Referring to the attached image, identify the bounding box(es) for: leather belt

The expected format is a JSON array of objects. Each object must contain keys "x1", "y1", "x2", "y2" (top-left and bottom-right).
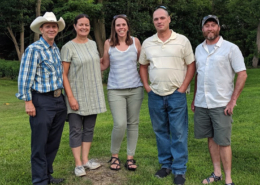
[{"x1": 32, "y1": 89, "x2": 62, "y2": 97}]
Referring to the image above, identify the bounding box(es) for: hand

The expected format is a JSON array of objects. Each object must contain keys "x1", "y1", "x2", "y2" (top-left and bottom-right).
[
  {"x1": 144, "y1": 86, "x2": 152, "y2": 93},
  {"x1": 25, "y1": 101, "x2": 36, "y2": 117},
  {"x1": 224, "y1": 99, "x2": 236, "y2": 116},
  {"x1": 68, "y1": 97, "x2": 79, "y2": 111},
  {"x1": 177, "y1": 88, "x2": 185, "y2": 93},
  {"x1": 191, "y1": 100, "x2": 195, "y2": 112}
]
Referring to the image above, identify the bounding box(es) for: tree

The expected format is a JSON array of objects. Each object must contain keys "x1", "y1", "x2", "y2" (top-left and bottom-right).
[
  {"x1": 0, "y1": 0, "x2": 34, "y2": 61},
  {"x1": 33, "y1": 0, "x2": 42, "y2": 42},
  {"x1": 228, "y1": 0, "x2": 260, "y2": 67}
]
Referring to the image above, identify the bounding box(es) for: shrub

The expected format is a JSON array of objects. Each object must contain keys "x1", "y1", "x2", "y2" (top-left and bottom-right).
[{"x1": 0, "y1": 59, "x2": 20, "y2": 80}]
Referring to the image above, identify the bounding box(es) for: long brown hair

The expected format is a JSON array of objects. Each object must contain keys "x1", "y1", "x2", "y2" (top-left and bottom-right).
[{"x1": 109, "y1": 15, "x2": 133, "y2": 47}]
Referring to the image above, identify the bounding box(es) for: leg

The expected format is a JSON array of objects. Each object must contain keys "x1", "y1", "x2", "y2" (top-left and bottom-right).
[
  {"x1": 210, "y1": 107, "x2": 233, "y2": 184},
  {"x1": 202, "y1": 138, "x2": 222, "y2": 184},
  {"x1": 30, "y1": 93, "x2": 63, "y2": 185},
  {"x1": 46, "y1": 95, "x2": 67, "y2": 178},
  {"x1": 69, "y1": 113, "x2": 84, "y2": 167},
  {"x1": 81, "y1": 114, "x2": 97, "y2": 164},
  {"x1": 220, "y1": 145, "x2": 232, "y2": 184},
  {"x1": 126, "y1": 87, "x2": 144, "y2": 169},
  {"x1": 108, "y1": 90, "x2": 127, "y2": 169},
  {"x1": 148, "y1": 91, "x2": 172, "y2": 169},
  {"x1": 167, "y1": 90, "x2": 188, "y2": 175}
]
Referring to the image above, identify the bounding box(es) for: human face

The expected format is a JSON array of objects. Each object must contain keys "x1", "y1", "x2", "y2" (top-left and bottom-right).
[
  {"x1": 115, "y1": 18, "x2": 128, "y2": 38},
  {"x1": 74, "y1": 17, "x2": 90, "y2": 37},
  {"x1": 202, "y1": 21, "x2": 220, "y2": 42},
  {"x1": 153, "y1": 9, "x2": 170, "y2": 33},
  {"x1": 40, "y1": 23, "x2": 58, "y2": 42}
]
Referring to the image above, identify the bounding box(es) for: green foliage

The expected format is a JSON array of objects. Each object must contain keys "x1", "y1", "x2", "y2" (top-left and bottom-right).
[{"x1": 0, "y1": 59, "x2": 20, "y2": 80}]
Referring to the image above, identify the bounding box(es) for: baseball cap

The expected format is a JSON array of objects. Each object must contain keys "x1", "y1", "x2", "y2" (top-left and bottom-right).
[{"x1": 202, "y1": 15, "x2": 219, "y2": 27}]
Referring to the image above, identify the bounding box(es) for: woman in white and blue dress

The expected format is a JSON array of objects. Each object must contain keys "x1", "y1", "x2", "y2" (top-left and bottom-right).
[
  {"x1": 61, "y1": 14, "x2": 106, "y2": 177},
  {"x1": 100, "y1": 14, "x2": 144, "y2": 171}
]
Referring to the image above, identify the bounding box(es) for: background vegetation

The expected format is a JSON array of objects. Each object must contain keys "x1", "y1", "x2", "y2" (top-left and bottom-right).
[
  {"x1": 0, "y1": 68, "x2": 259, "y2": 185},
  {"x1": 0, "y1": 0, "x2": 259, "y2": 67}
]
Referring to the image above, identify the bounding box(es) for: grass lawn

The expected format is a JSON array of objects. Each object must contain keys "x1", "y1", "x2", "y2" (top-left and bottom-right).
[{"x1": 0, "y1": 68, "x2": 259, "y2": 185}]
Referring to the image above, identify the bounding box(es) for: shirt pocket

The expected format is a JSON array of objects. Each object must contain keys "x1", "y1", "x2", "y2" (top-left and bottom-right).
[{"x1": 213, "y1": 56, "x2": 228, "y2": 68}]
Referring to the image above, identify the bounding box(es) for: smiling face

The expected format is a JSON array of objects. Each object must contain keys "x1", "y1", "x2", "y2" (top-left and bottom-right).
[
  {"x1": 114, "y1": 18, "x2": 128, "y2": 38},
  {"x1": 153, "y1": 8, "x2": 171, "y2": 33},
  {"x1": 40, "y1": 23, "x2": 58, "y2": 42},
  {"x1": 202, "y1": 20, "x2": 220, "y2": 42},
  {"x1": 74, "y1": 17, "x2": 90, "y2": 37}
]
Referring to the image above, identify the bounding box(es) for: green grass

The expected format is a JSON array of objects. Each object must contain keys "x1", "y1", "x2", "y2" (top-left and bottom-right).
[{"x1": 0, "y1": 69, "x2": 260, "y2": 185}]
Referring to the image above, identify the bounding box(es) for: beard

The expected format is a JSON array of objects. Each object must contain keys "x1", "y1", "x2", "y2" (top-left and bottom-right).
[{"x1": 203, "y1": 30, "x2": 219, "y2": 41}]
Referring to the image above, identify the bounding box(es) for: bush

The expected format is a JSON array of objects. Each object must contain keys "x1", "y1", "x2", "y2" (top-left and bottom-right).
[{"x1": 0, "y1": 59, "x2": 20, "y2": 80}]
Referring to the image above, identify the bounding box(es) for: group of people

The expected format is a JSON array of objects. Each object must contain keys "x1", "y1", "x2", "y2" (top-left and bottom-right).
[{"x1": 16, "y1": 5, "x2": 247, "y2": 185}]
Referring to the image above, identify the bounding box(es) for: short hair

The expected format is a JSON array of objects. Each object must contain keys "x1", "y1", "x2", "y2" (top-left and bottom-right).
[{"x1": 109, "y1": 15, "x2": 133, "y2": 47}]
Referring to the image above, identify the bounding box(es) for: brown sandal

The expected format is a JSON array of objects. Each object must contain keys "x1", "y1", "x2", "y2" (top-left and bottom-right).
[{"x1": 108, "y1": 157, "x2": 121, "y2": 171}]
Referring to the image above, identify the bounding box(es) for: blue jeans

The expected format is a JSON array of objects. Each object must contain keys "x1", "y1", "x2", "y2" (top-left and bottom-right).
[{"x1": 148, "y1": 90, "x2": 188, "y2": 175}]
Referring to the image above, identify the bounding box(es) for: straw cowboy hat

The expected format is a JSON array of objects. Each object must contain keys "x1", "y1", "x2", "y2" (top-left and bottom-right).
[{"x1": 30, "y1": 12, "x2": 65, "y2": 34}]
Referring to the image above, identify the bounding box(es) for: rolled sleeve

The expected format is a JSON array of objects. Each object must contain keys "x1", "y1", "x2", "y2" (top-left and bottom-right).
[{"x1": 16, "y1": 48, "x2": 38, "y2": 101}]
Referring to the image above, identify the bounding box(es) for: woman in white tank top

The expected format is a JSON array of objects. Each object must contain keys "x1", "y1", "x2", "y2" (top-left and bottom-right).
[{"x1": 100, "y1": 14, "x2": 143, "y2": 171}]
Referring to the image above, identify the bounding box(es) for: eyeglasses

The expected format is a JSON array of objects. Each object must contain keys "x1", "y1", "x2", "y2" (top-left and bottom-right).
[
  {"x1": 113, "y1": 14, "x2": 127, "y2": 19},
  {"x1": 155, "y1": 5, "x2": 168, "y2": 11},
  {"x1": 203, "y1": 15, "x2": 219, "y2": 21}
]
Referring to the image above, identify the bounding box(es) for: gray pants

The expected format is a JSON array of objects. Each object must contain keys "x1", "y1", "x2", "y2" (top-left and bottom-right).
[
  {"x1": 108, "y1": 87, "x2": 144, "y2": 156},
  {"x1": 68, "y1": 113, "x2": 97, "y2": 148}
]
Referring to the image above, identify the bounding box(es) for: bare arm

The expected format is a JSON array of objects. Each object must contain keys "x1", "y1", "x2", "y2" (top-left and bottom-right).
[
  {"x1": 135, "y1": 37, "x2": 141, "y2": 60},
  {"x1": 62, "y1": 62, "x2": 79, "y2": 111},
  {"x1": 100, "y1": 40, "x2": 110, "y2": 71},
  {"x1": 178, "y1": 62, "x2": 196, "y2": 93},
  {"x1": 140, "y1": 64, "x2": 151, "y2": 93},
  {"x1": 224, "y1": 70, "x2": 247, "y2": 115},
  {"x1": 191, "y1": 74, "x2": 197, "y2": 112}
]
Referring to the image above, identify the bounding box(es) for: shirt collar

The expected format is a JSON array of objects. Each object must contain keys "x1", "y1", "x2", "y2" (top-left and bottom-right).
[
  {"x1": 40, "y1": 37, "x2": 57, "y2": 49},
  {"x1": 202, "y1": 36, "x2": 223, "y2": 48},
  {"x1": 152, "y1": 30, "x2": 177, "y2": 42}
]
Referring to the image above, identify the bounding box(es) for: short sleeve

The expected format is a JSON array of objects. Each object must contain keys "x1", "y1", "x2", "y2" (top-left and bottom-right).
[
  {"x1": 183, "y1": 39, "x2": 195, "y2": 65},
  {"x1": 61, "y1": 44, "x2": 72, "y2": 63},
  {"x1": 139, "y1": 42, "x2": 149, "y2": 65},
  {"x1": 229, "y1": 45, "x2": 246, "y2": 73}
]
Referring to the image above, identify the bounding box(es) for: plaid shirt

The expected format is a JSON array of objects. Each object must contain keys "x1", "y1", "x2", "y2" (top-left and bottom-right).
[{"x1": 16, "y1": 37, "x2": 64, "y2": 101}]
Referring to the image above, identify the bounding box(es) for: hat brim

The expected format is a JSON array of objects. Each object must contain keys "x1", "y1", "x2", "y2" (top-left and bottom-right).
[{"x1": 30, "y1": 17, "x2": 65, "y2": 34}]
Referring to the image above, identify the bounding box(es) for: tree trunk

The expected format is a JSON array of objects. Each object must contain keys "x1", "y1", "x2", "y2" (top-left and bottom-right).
[
  {"x1": 252, "y1": 20, "x2": 260, "y2": 68},
  {"x1": 20, "y1": 21, "x2": 24, "y2": 60},
  {"x1": 34, "y1": 0, "x2": 41, "y2": 42},
  {"x1": 93, "y1": 0, "x2": 106, "y2": 57},
  {"x1": 7, "y1": 26, "x2": 21, "y2": 61}
]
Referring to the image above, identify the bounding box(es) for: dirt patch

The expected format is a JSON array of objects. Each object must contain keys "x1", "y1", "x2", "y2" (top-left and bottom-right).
[{"x1": 81, "y1": 158, "x2": 128, "y2": 185}]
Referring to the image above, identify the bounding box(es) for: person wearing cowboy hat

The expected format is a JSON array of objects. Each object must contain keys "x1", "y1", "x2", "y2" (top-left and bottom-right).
[{"x1": 16, "y1": 12, "x2": 67, "y2": 185}]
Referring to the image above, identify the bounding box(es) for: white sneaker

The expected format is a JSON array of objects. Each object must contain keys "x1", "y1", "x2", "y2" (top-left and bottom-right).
[
  {"x1": 83, "y1": 159, "x2": 101, "y2": 170},
  {"x1": 75, "y1": 165, "x2": 86, "y2": 177}
]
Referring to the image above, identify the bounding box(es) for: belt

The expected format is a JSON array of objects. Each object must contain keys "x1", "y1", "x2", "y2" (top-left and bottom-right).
[{"x1": 32, "y1": 89, "x2": 62, "y2": 98}]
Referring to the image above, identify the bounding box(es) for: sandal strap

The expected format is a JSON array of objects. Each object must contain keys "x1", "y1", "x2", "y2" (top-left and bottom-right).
[
  {"x1": 107, "y1": 157, "x2": 120, "y2": 164},
  {"x1": 205, "y1": 172, "x2": 222, "y2": 184},
  {"x1": 126, "y1": 159, "x2": 136, "y2": 164}
]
